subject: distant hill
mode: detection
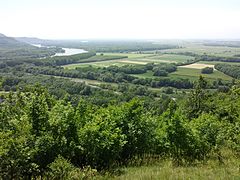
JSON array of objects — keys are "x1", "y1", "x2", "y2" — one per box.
[
  {"x1": 0, "y1": 33, "x2": 6, "y2": 37},
  {"x1": 15, "y1": 37, "x2": 53, "y2": 46},
  {"x1": 0, "y1": 33, "x2": 31, "y2": 48},
  {"x1": 0, "y1": 33, "x2": 62, "y2": 61}
]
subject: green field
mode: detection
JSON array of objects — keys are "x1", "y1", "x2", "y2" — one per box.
[
  {"x1": 63, "y1": 60, "x2": 128, "y2": 69},
  {"x1": 63, "y1": 52, "x2": 233, "y2": 82},
  {"x1": 144, "y1": 54, "x2": 194, "y2": 63},
  {"x1": 102, "y1": 53, "x2": 153, "y2": 59},
  {"x1": 169, "y1": 67, "x2": 232, "y2": 81},
  {"x1": 133, "y1": 67, "x2": 232, "y2": 81},
  {"x1": 63, "y1": 53, "x2": 194, "y2": 69}
]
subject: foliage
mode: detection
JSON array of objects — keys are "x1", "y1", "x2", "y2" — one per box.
[
  {"x1": 215, "y1": 63, "x2": 240, "y2": 79},
  {"x1": 0, "y1": 81, "x2": 240, "y2": 178},
  {"x1": 201, "y1": 67, "x2": 213, "y2": 74}
]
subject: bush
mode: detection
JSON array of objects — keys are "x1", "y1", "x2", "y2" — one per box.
[
  {"x1": 46, "y1": 156, "x2": 97, "y2": 180},
  {"x1": 201, "y1": 67, "x2": 213, "y2": 74},
  {"x1": 156, "y1": 103, "x2": 208, "y2": 165},
  {"x1": 47, "y1": 156, "x2": 76, "y2": 179},
  {"x1": 77, "y1": 108, "x2": 126, "y2": 169},
  {"x1": 153, "y1": 70, "x2": 168, "y2": 77}
]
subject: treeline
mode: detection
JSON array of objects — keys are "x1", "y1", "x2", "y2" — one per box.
[
  {"x1": 26, "y1": 40, "x2": 179, "y2": 53},
  {"x1": 30, "y1": 52, "x2": 96, "y2": 66},
  {"x1": 166, "y1": 52, "x2": 240, "y2": 64},
  {"x1": 22, "y1": 65, "x2": 193, "y2": 89},
  {"x1": 1, "y1": 79, "x2": 239, "y2": 178},
  {"x1": 105, "y1": 63, "x2": 177, "y2": 76},
  {"x1": 153, "y1": 63, "x2": 177, "y2": 76},
  {"x1": 0, "y1": 52, "x2": 96, "y2": 67},
  {"x1": 0, "y1": 53, "x2": 128, "y2": 68},
  {"x1": 215, "y1": 64, "x2": 240, "y2": 79},
  {"x1": 198, "y1": 54, "x2": 240, "y2": 63},
  {"x1": 203, "y1": 41, "x2": 240, "y2": 48},
  {"x1": 0, "y1": 74, "x2": 168, "y2": 107},
  {"x1": 105, "y1": 64, "x2": 148, "y2": 74}
]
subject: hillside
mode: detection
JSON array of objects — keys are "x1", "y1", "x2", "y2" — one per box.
[
  {"x1": 0, "y1": 33, "x2": 63, "y2": 61},
  {"x1": 0, "y1": 33, "x2": 30, "y2": 48},
  {"x1": 15, "y1": 37, "x2": 53, "y2": 45}
]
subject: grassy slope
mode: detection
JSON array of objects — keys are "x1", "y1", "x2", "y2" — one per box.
[
  {"x1": 110, "y1": 162, "x2": 239, "y2": 180},
  {"x1": 100, "y1": 150, "x2": 239, "y2": 180}
]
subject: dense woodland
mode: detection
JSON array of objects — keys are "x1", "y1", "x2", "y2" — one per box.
[
  {"x1": 1, "y1": 77, "x2": 240, "y2": 178},
  {"x1": 215, "y1": 64, "x2": 240, "y2": 79}
]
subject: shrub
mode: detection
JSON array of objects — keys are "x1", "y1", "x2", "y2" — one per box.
[
  {"x1": 153, "y1": 70, "x2": 168, "y2": 77},
  {"x1": 201, "y1": 67, "x2": 213, "y2": 74},
  {"x1": 47, "y1": 156, "x2": 76, "y2": 180}
]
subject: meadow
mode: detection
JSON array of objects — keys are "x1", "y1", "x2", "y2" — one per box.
[{"x1": 105, "y1": 151, "x2": 239, "y2": 180}]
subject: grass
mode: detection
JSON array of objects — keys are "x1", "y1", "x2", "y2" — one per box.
[
  {"x1": 63, "y1": 60, "x2": 137, "y2": 69},
  {"x1": 102, "y1": 53, "x2": 153, "y2": 59},
  {"x1": 108, "y1": 161, "x2": 239, "y2": 180},
  {"x1": 100, "y1": 150, "x2": 240, "y2": 180},
  {"x1": 63, "y1": 54, "x2": 127, "y2": 69},
  {"x1": 132, "y1": 71, "x2": 154, "y2": 78},
  {"x1": 132, "y1": 68, "x2": 232, "y2": 82},
  {"x1": 147, "y1": 54, "x2": 194, "y2": 63},
  {"x1": 63, "y1": 53, "x2": 194, "y2": 69},
  {"x1": 169, "y1": 67, "x2": 233, "y2": 81}
]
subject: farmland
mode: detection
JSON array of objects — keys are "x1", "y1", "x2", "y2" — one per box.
[
  {"x1": 132, "y1": 67, "x2": 232, "y2": 81},
  {"x1": 62, "y1": 50, "x2": 234, "y2": 83},
  {"x1": 63, "y1": 53, "x2": 194, "y2": 69},
  {"x1": 169, "y1": 67, "x2": 232, "y2": 81}
]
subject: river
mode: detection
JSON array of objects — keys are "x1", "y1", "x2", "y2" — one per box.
[{"x1": 31, "y1": 44, "x2": 87, "y2": 56}]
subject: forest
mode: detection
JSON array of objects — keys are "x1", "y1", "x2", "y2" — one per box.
[{"x1": 1, "y1": 77, "x2": 240, "y2": 179}]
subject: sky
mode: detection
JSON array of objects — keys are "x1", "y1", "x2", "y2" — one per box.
[{"x1": 1, "y1": 0, "x2": 240, "y2": 39}]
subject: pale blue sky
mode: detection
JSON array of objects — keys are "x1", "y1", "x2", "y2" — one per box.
[{"x1": 1, "y1": 0, "x2": 240, "y2": 39}]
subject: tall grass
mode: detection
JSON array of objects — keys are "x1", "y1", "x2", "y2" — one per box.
[{"x1": 100, "y1": 149, "x2": 240, "y2": 180}]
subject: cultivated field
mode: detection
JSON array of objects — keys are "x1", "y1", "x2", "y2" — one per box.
[
  {"x1": 63, "y1": 51, "x2": 234, "y2": 82},
  {"x1": 63, "y1": 54, "x2": 194, "y2": 69},
  {"x1": 133, "y1": 67, "x2": 232, "y2": 81},
  {"x1": 169, "y1": 67, "x2": 232, "y2": 81},
  {"x1": 180, "y1": 63, "x2": 215, "y2": 69}
]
